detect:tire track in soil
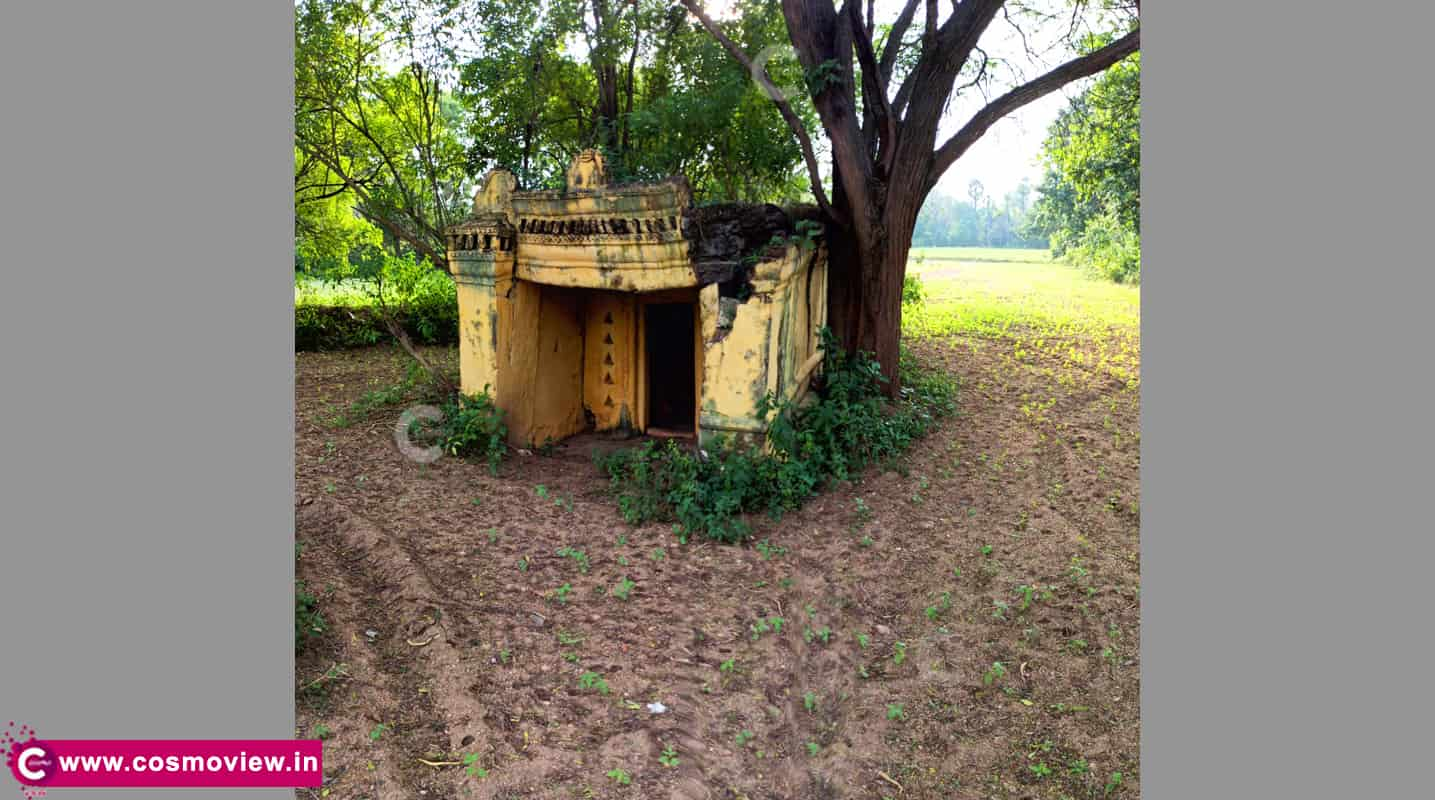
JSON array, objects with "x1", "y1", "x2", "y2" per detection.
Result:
[
  {"x1": 298, "y1": 501, "x2": 445, "y2": 800},
  {"x1": 304, "y1": 498, "x2": 586, "y2": 798}
]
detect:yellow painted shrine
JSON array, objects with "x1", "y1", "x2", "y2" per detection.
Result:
[{"x1": 446, "y1": 150, "x2": 827, "y2": 447}]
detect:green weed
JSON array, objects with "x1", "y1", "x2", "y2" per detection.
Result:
[{"x1": 577, "y1": 671, "x2": 610, "y2": 695}]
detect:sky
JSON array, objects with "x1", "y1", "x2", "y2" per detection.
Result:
[{"x1": 926, "y1": 90, "x2": 1064, "y2": 202}]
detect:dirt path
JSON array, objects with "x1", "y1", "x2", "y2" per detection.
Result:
[{"x1": 295, "y1": 333, "x2": 1140, "y2": 800}]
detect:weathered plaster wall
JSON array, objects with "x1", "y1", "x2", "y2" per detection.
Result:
[
  {"x1": 449, "y1": 248, "x2": 512, "y2": 400},
  {"x1": 581, "y1": 292, "x2": 638, "y2": 432},
  {"x1": 697, "y1": 242, "x2": 828, "y2": 446},
  {"x1": 496, "y1": 283, "x2": 589, "y2": 447}
]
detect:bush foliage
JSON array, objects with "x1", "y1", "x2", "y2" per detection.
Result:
[
  {"x1": 296, "y1": 252, "x2": 459, "y2": 350},
  {"x1": 595, "y1": 330, "x2": 957, "y2": 543},
  {"x1": 432, "y1": 392, "x2": 508, "y2": 473},
  {"x1": 1056, "y1": 204, "x2": 1141, "y2": 284},
  {"x1": 1026, "y1": 49, "x2": 1139, "y2": 284}
]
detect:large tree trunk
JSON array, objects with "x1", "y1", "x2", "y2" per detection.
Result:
[
  {"x1": 589, "y1": 0, "x2": 621, "y2": 150},
  {"x1": 825, "y1": 193, "x2": 919, "y2": 397}
]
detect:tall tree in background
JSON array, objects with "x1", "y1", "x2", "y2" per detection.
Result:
[
  {"x1": 1026, "y1": 48, "x2": 1140, "y2": 282},
  {"x1": 296, "y1": 0, "x2": 813, "y2": 271},
  {"x1": 679, "y1": 0, "x2": 1140, "y2": 392},
  {"x1": 295, "y1": 0, "x2": 471, "y2": 268},
  {"x1": 458, "y1": 0, "x2": 811, "y2": 196}
]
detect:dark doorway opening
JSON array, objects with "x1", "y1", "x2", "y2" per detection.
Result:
[{"x1": 645, "y1": 302, "x2": 695, "y2": 436}]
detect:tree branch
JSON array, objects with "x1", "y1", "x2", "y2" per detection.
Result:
[
  {"x1": 677, "y1": 0, "x2": 843, "y2": 224},
  {"x1": 894, "y1": 0, "x2": 1004, "y2": 121},
  {"x1": 781, "y1": 0, "x2": 871, "y2": 224},
  {"x1": 298, "y1": 142, "x2": 448, "y2": 270},
  {"x1": 878, "y1": 0, "x2": 920, "y2": 87},
  {"x1": 846, "y1": 1, "x2": 896, "y2": 174},
  {"x1": 928, "y1": 27, "x2": 1139, "y2": 189}
]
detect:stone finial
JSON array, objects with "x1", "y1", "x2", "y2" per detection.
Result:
[
  {"x1": 566, "y1": 149, "x2": 608, "y2": 191},
  {"x1": 473, "y1": 168, "x2": 517, "y2": 214}
]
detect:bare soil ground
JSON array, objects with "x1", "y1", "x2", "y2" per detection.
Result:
[{"x1": 295, "y1": 322, "x2": 1139, "y2": 799}]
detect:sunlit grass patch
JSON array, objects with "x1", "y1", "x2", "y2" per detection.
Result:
[
  {"x1": 910, "y1": 246, "x2": 1054, "y2": 265},
  {"x1": 903, "y1": 247, "x2": 1140, "y2": 392},
  {"x1": 295, "y1": 277, "x2": 386, "y2": 308}
]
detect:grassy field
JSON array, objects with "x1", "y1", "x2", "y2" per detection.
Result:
[
  {"x1": 293, "y1": 246, "x2": 1141, "y2": 799},
  {"x1": 296, "y1": 277, "x2": 387, "y2": 306},
  {"x1": 908, "y1": 246, "x2": 1140, "y2": 393}
]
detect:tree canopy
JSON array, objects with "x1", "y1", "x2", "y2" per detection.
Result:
[
  {"x1": 294, "y1": 0, "x2": 817, "y2": 276},
  {"x1": 1026, "y1": 48, "x2": 1140, "y2": 282}
]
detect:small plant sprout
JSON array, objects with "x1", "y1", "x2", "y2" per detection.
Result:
[
  {"x1": 650, "y1": 546, "x2": 665, "y2": 561},
  {"x1": 578, "y1": 671, "x2": 610, "y2": 694},
  {"x1": 552, "y1": 583, "x2": 572, "y2": 603},
  {"x1": 803, "y1": 691, "x2": 818, "y2": 712},
  {"x1": 854, "y1": 496, "x2": 872, "y2": 524},
  {"x1": 803, "y1": 625, "x2": 832, "y2": 644},
  {"x1": 886, "y1": 703, "x2": 905, "y2": 721},
  {"x1": 992, "y1": 600, "x2": 1010, "y2": 620},
  {"x1": 749, "y1": 615, "x2": 785, "y2": 640},
  {"x1": 855, "y1": 631, "x2": 870, "y2": 649},
  {"x1": 980, "y1": 544, "x2": 993, "y2": 557},
  {"x1": 892, "y1": 641, "x2": 908, "y2": 665},
  {"x1": 805, "y1": 742, "x2": 820, "y2": 756},
  {"x1": 535, "y1": 484, "x2": 549, "y2": 499},
  {"x1": 658, "y1": 744, "x2": 680, "y2": 767},
  {"x1": 605, "y1": 767, "x2": 631, "y2": 785},
  {"x1": 1029, "y1": 762, "x2": 1053, "y2": 779},
  {"x1": 311, "y1": 723, "x2": 331, "y2": 740},
  {"x1": 735, "y1": 729, "x2": 754, "y2": 746},
  {"x1": 612, "y1": 576, "x2": 636, "y2": 600},
  {"x1": 556, "y1": 546, "x2": 590, "y2": 573},
  {"x1": 982, "y1": 661, "x2": 1007, "y2": 686},
  {"x1": 462, "y1": 753, "x2": 487, "y2": 778},
  {"x1": 719, "y1": 657, "x2": 737, "y2": 673},
  {"x1": 368, "y1": 723, "x2": 387, "y2": 741},
  {"x1": 755, "y1": 539, "x2": 787, "y2": 560}
]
